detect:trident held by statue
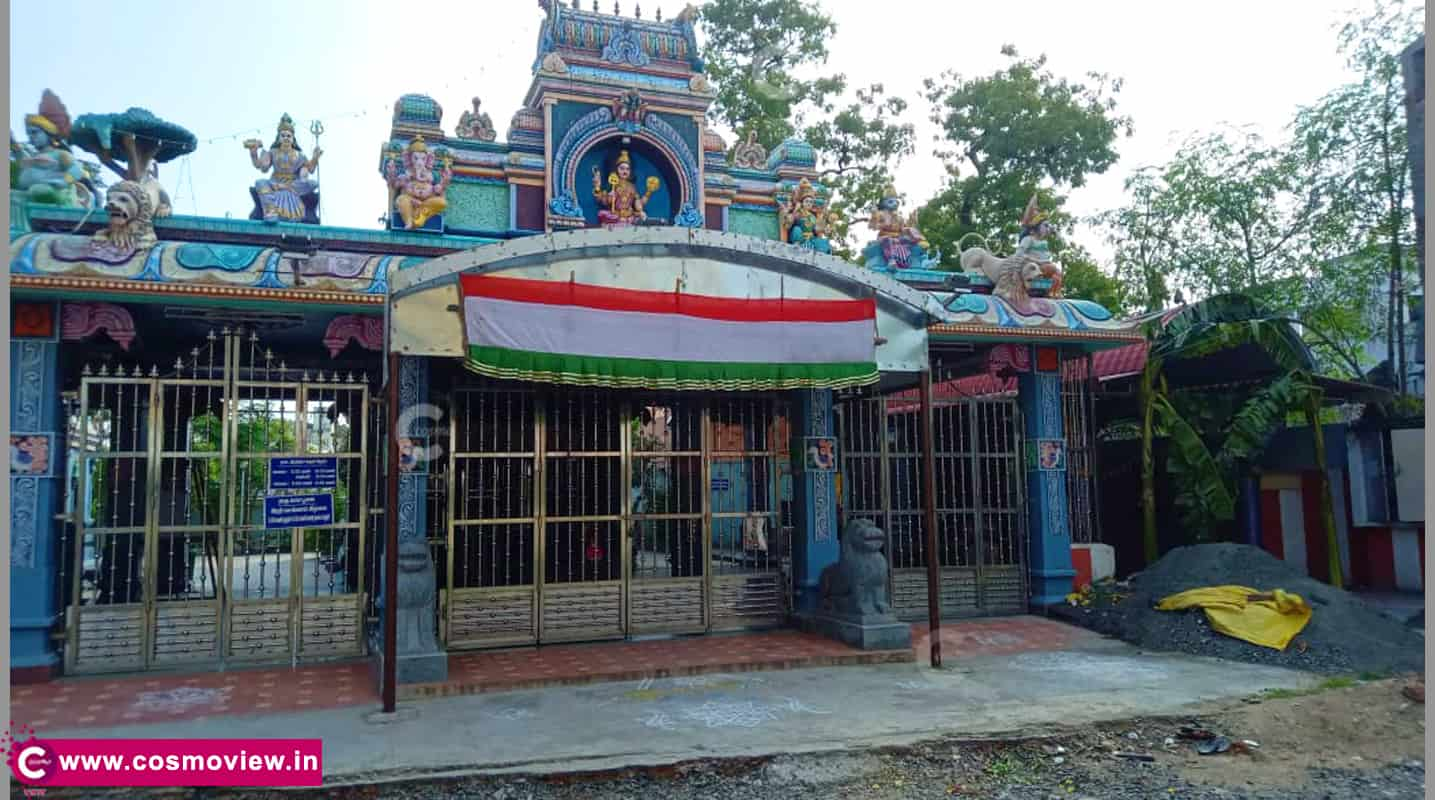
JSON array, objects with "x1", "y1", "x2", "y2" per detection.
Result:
[{"x1": 310, "y1": 119, "x2": 324, "y2": 220}]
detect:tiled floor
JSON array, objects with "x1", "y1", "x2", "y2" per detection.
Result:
[
  {"x1": 913, "y1": 614, "x2": 1102, "y2": 659},
  {"x1": 11, "y1": 661, "x2": 375, "y2": 732},
  {"x1": 418, "y1": 629, "x2": 910, "y2": 698},
  {"x1": 13, "y1": 616, "x2": 1091, "y2": 731}
]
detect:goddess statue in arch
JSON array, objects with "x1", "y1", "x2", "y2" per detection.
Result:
[
  {"x1": 244, "y1": 113, "x2": 322, "y2": 223},
  {"x1": 592, "y1": 149, "x2": 659, "y2": 227}
]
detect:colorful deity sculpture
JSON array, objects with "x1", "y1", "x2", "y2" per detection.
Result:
[
  {"x1": 862, "y1": 187, "x2": 938, "y2": 270},
  {"x1": 780, "y1": 178, "x2": 834, "y2": 254},
  {"x1": 11, "y1": 90, "x2": 93, "y2": 208},
  {"x1": 592, "y1": 150, "x2": 660, "y2": 227},
  {"x1": 454, "y1": 97, "x2": 496, "y2": 141},
  {"x1": 1015, "y1": 194, "x2": 1063, "y2": 297},
  {"x1": 244, "y1": 113, "x2": 322, "y2": 223},
  {"x1": 383, "y1": 136, "x2": 453, "y2": 230}
]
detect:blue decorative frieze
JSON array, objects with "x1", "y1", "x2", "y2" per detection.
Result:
[
  {"x1": 602, "y1": 22, "x2": 652, "y2": 67},
  {"x1": 565, "y1": 65, "x2": 692, "y2": 92}
]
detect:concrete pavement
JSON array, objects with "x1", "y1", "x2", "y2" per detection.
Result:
[{"x1": 51, "y1": 635, "x2": 1316, "y2": 786}]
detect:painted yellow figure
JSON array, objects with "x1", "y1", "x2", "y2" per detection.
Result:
[
  {"x1": 592, "y1": 150, "x2": 659, "y2": 226},
  {"x1": 383, "y1": 136, "x2": 453, "y2": 229}
]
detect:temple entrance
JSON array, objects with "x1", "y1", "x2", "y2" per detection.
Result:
[
  {"x1": 64, "y1": 329, "x2": 373, "y2": 674},
  {"x1": 441, "y1": 380, "x2": 790, "y2": 648},
  {"x1": 836, "y1": 393, "x2": 1028, "y2": 618}
]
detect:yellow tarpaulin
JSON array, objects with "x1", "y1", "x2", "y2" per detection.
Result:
[{"x1": 1156, "y1": 585, "x2": 1312, "y2": 651}]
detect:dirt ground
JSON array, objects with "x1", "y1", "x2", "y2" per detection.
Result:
[{"x1": 1165, "y1": 677, "x2": 1425, "y2": 790}]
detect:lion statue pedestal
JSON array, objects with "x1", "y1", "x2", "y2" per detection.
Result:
[
  {"x1": 370, "y1": 539, "x2": 448, "y2": 688},
  {"x1": 795, "y1": 519, "x2": 913, "y2": 651}
]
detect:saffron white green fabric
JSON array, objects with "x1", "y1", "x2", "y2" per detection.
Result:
[{"x1": 460, "y1": 274, "x2": 879, "y2": 389}]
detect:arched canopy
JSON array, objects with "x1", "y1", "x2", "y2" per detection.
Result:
[{"x1": 389, "y1": 228, "x2": 945, "y2": 390}]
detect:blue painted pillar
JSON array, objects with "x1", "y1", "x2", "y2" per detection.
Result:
[
  {"x1": 397, "y1": 355, "x2": 429, "y2": 546},
  {"x1": 374, "y1": 354, "x2": 446, "y2": 686},
  {"x1": 11, "y1": 310, "x2": 64, "y2": 678},
  {"x1": 1016, "y1": 346, "x2": 1076, "y2": 606},
  {"x1": 791, "y1": 388, "x2": 839, "y2": 612}
]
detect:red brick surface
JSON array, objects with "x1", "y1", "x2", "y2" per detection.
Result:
[{"x1": 12, "y1": 617, "x2": 1090, "y2": 731}]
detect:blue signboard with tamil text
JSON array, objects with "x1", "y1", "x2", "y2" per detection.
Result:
[
  {"x1": 263, "y1": 493, "x2": 334, "y2": 529},
  {"x1": 268, "y1": 456, "x2": 338, "y2": 491}
]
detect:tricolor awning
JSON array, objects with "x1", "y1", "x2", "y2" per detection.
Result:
[{"x1": 460, "y1": 273, "x2": 880, "y2": 390}]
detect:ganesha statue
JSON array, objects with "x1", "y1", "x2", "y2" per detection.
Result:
[
  {"x1": 244, "y1": 113, "x2": 321, "y2": 224},
  {"x1": 383, "y1": 136, "x2": 453, "y2": 230},
  {"x1": 591, "y1": 149, "x2": 660, "y2": 227},
  {"x1": 862, "y1": 186, "x2": 939, "y2": 271},
  {"x1": 779, "y1": 178, "x2": 835, "y2": 254},
  {"x1": 11, "y1": 90, "x2": 95, "y2": 208}
]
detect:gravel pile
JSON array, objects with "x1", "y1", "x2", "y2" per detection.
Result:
[{"x1": 1051, "y1": 543, "x2": 1425, "y2": 675}]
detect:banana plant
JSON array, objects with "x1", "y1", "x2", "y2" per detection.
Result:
[{"x1": 1138, "y1": 296, "x2": 1343, "y2": 586}]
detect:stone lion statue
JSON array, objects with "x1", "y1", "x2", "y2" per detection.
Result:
[
  {"x1": 94, "y1": 178, "x2": 171, "y2": 253},
  {"x1": 960, "y1": 247, "x2": 1042, "y2": 299},
  {"x1": 819, "y1": 518, "x2": 892, "y2": 617}
]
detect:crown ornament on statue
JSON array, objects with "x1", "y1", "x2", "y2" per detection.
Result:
[
  {"x1": 792, "y1": 177, "x2": 817, "y2": 203},
  {"x1": 407, "y1": 135, "x2": 429, "y2": 154},
  {"x1": 615, "y1": 149, "x2": 632, "y2": 167},
  {"x1": 1020, "y1": 193, "x2": 1048, "y2": 227},
  {"x1": 24, "y1": 90, "x2": 71, "y2": 139},
  {"x1": 276, "y1": 113, "x2": 296, "y2": 134}
]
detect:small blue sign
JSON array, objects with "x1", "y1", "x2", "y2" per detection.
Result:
[
  {"x1": 269, "y1": 457, "x2": 338, "y2": 490},
  {"x1": 263, "y1": 493, "x2": 334, "y2": 529},
  {"x1": 711, "y1": 477, "x2": 730, "y2": 491}
]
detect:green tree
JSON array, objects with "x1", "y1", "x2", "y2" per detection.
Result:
[
  {"x1": 1097, "y1": 0, "x2": 1420, "y2": 380},
  {"x1": 918, "y1": 46, "x2": 1132, "y2": 267},
  {"x1": 698, "y1": 0, "x2": 843, "y2": 150},
  {"x1": 699, "y1": 0, "x2": 917, "y2": 255},
  {"x1": 1060, "y1": 243, "x2": 1132, "y2": 316},
  {"x1": 1095, "y1": 169, "x2": 1179, "y2": 313},
  {"x1": 1299, "y1": 0, "x2": 1422, "y2": 389},
  {"x1": 803, "y1": 84, "x2": 916, "y2": 254}
]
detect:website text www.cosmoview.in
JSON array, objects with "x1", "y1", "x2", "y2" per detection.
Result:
[{"x1": 10, "y1": 737, "x2": 323, "y2": 788}]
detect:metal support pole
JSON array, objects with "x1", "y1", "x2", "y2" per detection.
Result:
[
  {"x1": 919, "y1": 370, "x2": 942, "y2": 668},
  {"x1": 382, "y1": 351, "x2": 399, "y2": 713}
]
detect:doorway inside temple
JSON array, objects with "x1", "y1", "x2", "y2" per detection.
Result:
[{"x1": 440, "y1": 377, "x2": 793, "y2": 648}]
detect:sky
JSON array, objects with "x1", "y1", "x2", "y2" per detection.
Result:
[{"x1": 10, "y1": 0, "x2": 1364, "y2": 262}]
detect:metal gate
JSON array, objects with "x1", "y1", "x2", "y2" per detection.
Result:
[
  {"x1": 66, "y1": 329, "x2": 371, "y2": 674},
  {"x1": 707, "y1": 396, "x2": 788, "y2": 629},
  {"x1": 1062, "y1": 355, "x2": 1101, "y2": 544},
  {"x1": 445, "y1": 387, "x2": 539, "y2": 647},
  {"x1": 443, "y1": 384, "x2": 789, "y2": 647},
  {"x1": 837, "y1": 393, "x2": 1027, "y2": 619},
  {"x1": 628, "y1": 393, "x2": 707, "y2": 634}
]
